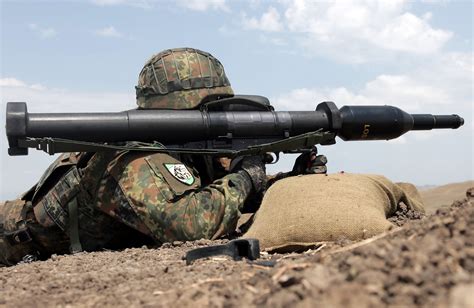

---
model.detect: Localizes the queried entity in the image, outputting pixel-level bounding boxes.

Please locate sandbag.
[243,173,425,252]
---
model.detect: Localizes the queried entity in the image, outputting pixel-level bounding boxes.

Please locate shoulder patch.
[164,163,195,185]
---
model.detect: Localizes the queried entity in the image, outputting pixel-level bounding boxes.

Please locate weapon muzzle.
[412,114,464,130]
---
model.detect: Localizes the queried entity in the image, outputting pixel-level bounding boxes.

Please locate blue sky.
[1,0,473,199]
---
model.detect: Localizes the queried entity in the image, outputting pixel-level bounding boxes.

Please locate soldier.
[0,48,326,266]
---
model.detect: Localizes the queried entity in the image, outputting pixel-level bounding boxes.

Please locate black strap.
[67,198,82,253]
[19,130,336,157]
[136,75,230,97]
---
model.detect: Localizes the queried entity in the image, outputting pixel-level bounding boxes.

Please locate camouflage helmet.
[136,48,234,109]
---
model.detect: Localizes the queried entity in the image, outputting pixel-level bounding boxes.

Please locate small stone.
[278,275,299,288]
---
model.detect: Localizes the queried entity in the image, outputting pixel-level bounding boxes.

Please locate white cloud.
[0,78,133,113]
[242,6,283,32]
[28,23,57,39]
[30,84,47,91]
[176,0,229,12]
[272,52,472,113]
[0,77,47,92]
[375,12,451,53]
[272,74,453,113]
[0,78,27,87]
[241,0,452,62]
[95,26,123,38]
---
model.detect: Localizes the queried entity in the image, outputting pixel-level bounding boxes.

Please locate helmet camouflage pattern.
[136,48,234,109]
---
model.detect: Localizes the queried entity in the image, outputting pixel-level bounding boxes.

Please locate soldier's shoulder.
[109,152,201,197]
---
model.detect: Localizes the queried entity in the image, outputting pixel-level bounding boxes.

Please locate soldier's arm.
[115,156,254,244]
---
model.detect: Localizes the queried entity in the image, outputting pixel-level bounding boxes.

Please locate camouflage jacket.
[30,150,252,253]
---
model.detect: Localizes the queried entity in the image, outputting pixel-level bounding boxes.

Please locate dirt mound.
[420,180,473,213]
[1,195,473,307]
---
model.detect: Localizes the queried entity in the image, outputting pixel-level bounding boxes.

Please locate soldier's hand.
[230,156,267,213]
[291,146,328,175]
[230,156,267,194]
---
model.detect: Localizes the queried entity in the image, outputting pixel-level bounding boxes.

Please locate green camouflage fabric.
[136,48,234,109]
[103,152,252,242]
[0,199,35,265]
[33,166,82,231]
[0,150,252,265]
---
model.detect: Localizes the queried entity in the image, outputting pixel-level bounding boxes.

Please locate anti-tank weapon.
[5,95,464,158]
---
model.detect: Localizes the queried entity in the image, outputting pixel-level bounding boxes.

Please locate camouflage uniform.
[0,48,261,266]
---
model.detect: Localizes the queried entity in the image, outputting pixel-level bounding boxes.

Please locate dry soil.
[1,191,473,307]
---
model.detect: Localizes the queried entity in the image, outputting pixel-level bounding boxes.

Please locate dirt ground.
[419,180,474,213]
[1,191,473,307]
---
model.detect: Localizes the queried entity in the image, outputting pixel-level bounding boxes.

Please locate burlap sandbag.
[243,173,425,252]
